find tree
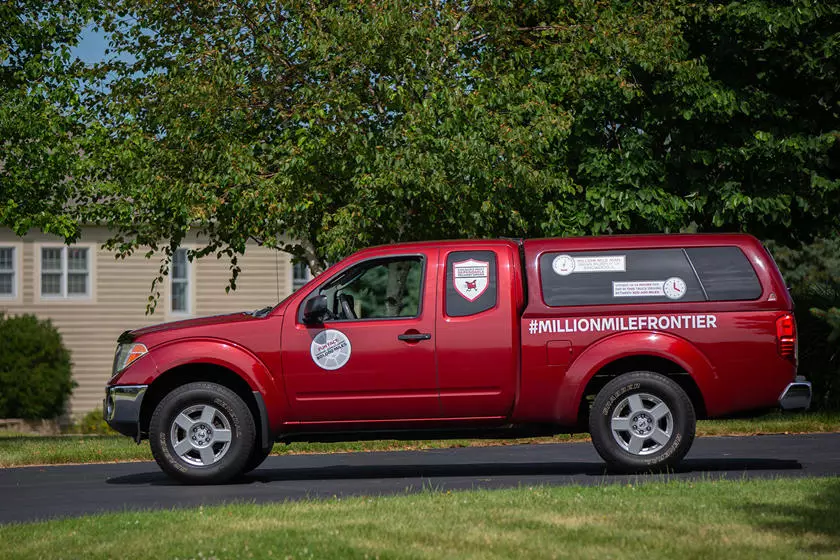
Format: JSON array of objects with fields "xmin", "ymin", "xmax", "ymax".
[
  {"xmin": 767, "ymin": 238, "xmax": 840, "ymax": 408},
  {"xmin": 666, "ymin": 1, "xmax": 840, "ymax": 240},
  {"xmin": 479, "ymin": 0, "xmax": 840, "ymax": 240},
  {"xmin": 81, "ymin": 0, "xmax": 695, "ymax": 305},
  {"xmin": 84, "ymin": 0, "xmax": 563, "ymax": 291},
  {"xmin": 0, "ymin": 0, "xmax": 98, "ymax": 242},
  {"xmin": 5, "ymin": 1, "xmax": 839, "ymax": 311}
]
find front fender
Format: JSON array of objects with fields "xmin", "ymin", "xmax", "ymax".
[
  {"xmin": 114, "ymin": 338, "xmax": 287, "ymax": 435},
  {"xmin": 554, "ymin": 331, "xmax": 721, "ymax": 424}
]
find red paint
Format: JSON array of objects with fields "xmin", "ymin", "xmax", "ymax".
[
  {"xmin": 109, "ymin": 234, "xmax": 797, "ymax": 439},
  {"xmin": 280, "ymin": 246, "xmax": 440, "ymax": 421},
  {"xmin": 435, "ymin": 242, "xmax": 520, "ymax": 418}
]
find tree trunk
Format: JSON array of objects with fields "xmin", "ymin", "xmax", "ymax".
[{"xmin": 384, "ymin": 261, "xmax": 411, "ymax": 317}]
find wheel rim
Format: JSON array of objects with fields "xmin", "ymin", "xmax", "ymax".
[
  {"xmin": 169, "ymin": 404, "xmax": 233, "ymax": 467},
  {"xmin": 610, "ymin": 392, "xmax": 673, "ymax": 456}
]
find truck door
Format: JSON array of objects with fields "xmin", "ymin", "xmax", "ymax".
[
  {"xmin": 435, "ymin": 244, "xmax": 520, "ymax": 418},
  {"xmin": 281, "ymin": 250, "xmax": 440, "ymax": 422}
]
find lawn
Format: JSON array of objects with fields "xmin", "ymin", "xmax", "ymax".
[
  {"xmin": 1, "ymin": 477, "xmax": 839, "ymax": 559},
  {"xmin": 0, "ymin": 411, "xmax": 838, "ymax": 468}
]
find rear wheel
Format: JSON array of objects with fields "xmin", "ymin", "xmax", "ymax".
[
  {"xmin": 589, "ymin": 371, "xmax": 695, "ymax": 472},
  {"xmin": 150, "ymin": 382, "xmax": 256, "ymax": 484}
]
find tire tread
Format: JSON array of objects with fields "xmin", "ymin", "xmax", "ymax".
[
  {"xmin": 149, "ymin": 382, "xmax": 256, "ymax": 484},
  {"xmin": 589, "ymin": 371, "xmax": 696, "ymax": 473}
]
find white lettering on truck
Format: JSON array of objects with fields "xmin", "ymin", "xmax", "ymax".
[{"xmin": 526, "ymin": 314, "xmax": 718, "ymax": 335}]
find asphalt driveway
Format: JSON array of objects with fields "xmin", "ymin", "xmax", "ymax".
[{"xmin": 1, "ymin": 433, "xmax": 838, "ymax": 524}]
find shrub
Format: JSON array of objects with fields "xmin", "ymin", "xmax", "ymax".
[
  {"xmin": 75, "ymin": 408, "xmax": 116, "ymax": 435},
  {"xmin": 0, "ymin": 314, "xmax": 74, "ymax": 419}
]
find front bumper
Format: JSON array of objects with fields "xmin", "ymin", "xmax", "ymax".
[
  {"xmin": 104, "ymin": 385, "xmax": 147, "ymax": 441},
  {"xmin": 779, "ymin": 377, "xmax": 812, "ymax": 411}
]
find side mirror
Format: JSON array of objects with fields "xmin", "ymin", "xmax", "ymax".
[{"xmin": 302, "ymin": 295, "xmax": 328, "ymax": 324}]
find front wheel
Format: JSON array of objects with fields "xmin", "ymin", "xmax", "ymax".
[
  {"xmin": 589, "ymin": 371, "xmax": 696, "ymax": 472},
  {"xmin": 149, "ymin": 382, "xmax": 256, "ymax": 484},
  {"xmin": 243, "ymin": 442, "xmax": 274, "ymax": 474}
]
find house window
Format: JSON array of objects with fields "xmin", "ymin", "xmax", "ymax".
[
  {"xmin": 292, "ymin": 261, "xmax": 312, "ymax": 292},
  {"xmin": 0, "ymin": 247, "xmax": 16, "ymax": 297},
  {"xmin": 171, "ymin": 248, "xmax": 191, "ymax": 314},
  {"xmin": 40, "ymin": 246, "xmax": 90, "ymax": 298}
]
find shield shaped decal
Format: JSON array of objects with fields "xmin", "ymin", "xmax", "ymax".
[{"xmin": 452, "ymin": 259, "xmax": 489, "ymax": 302}]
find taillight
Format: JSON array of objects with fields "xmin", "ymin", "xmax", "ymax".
[{"xmin": 776, "ymin": 314, "xmax": 796, "ymax": 361}]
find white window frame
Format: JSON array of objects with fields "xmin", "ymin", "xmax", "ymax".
[
  {"xmin": 169, "ymin": 247, "xmax": 193, "ymax": 317},
  {"xmin": 35, "ymin": 244, "xmax": 95, "ymax": 301},
  {"xmin": 0, "ymin": 244, "xmax": 21, "ymax": 301},
  {"xmin": 290, "ymin": 259, "xmax": 313, "ymax": 293}
]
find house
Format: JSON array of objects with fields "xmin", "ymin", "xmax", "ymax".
[{"xmin": 0, "ymin": 226, "xmax": 312, "ymax": 417}]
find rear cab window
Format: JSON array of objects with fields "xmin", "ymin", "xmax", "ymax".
[
  {"xmin": 539, "ymin": 246, "xmax": 761, "ymax": 307},
  {"xmin": 445, "ymin": 250, "xmax": 498, "ymax": 317},
  {"xmin": 685, "ymin": 247, "xmax": 762, "ymax": 301}
]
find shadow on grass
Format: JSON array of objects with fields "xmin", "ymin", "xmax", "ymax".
[
  {"xmin": 106, "ymin": 457, "xmax": 801, "ymax": 486},
  {"xmin": 737, "ymin": 477, "xmax": 840, "ymax": 553}
]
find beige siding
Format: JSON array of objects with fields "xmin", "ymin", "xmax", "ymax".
[
  {"xmin": 194, "ymin": 247, "xmax": 289, "ymax": 316},
  {"xmin": 0, "ymin": 228, "xmax": 291, "ymax": 417}
]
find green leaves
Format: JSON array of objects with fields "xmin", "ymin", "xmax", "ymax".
[
  {"xmin": 0, "ymin": 313, "xmax": 74, "ymax": 419},
  {"xmin": 767, "ymin": 238, "xmax": 840, "ymax": 408},
  {"xmin": 0, "ymin": 0, "xmax": 100, "ymax": 244},
  {"xmin": 4, "ymin": 0, "xmax": 840, "ymax": 313}
]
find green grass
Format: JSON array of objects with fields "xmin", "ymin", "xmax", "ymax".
[
  {"xmin": 0, "ymin": 411, "xmax": 837, "ymax": 468},
  {"xmin": 694, "ymin": 410, "xmax": 840, "ymax": 436},
  {"xmin": 2, "ymin": 477, "xmax": 839, "ymax": 559}
]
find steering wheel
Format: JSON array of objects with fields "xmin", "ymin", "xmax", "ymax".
[{"xmin": 338, "ymin": 294, "xmax": 357, "ymax": 320}]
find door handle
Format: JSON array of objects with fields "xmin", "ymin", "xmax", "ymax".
[{"xmin": 398, "ymin": 333, "xmax": 432, "ymax": 342}]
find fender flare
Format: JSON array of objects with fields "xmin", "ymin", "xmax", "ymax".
[
  {"xmin": 553, "ymin": 331, "xmax": 723, "ymax": 424},
  {"xmin": 138, "ymin": 338, "xmax": 287, "ymax": 436}
]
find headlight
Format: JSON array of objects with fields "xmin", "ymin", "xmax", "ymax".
[{"xmin": 113, "ymin": 342, "xmax": 148, "ymax": 375}]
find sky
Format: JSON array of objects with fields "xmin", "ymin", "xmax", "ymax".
[{"xmin": 71, "ymin": 26, "xmax": 111, "ymax": 64}]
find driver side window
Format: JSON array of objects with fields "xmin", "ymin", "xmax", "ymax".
[{"xmin": 319, "ymin": 256, "xmax": 424, "ymax": 320}]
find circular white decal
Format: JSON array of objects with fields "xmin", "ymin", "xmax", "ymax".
[
  {"xmin": 310, "ymin": 329, "xmax": 352, "ymax": 371},
  {"xmin": 552, "ymin": 254, "xmax": 576, "ymax": 276},
  {"xmin": 663, "ymin": 277, "xmax": 687, "ymax": 300}
]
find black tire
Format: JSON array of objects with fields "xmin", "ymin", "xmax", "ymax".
[
  {"xmin": 589, "ymin": 371, "xmax": 696, "ymax": 472},
  {"xmin": 149, "ymin": 382, "xmax": 256, "ymax": 484},
  {"xmin": 242, "ymin": 442, "xmax": 274, "ymax": 474}
]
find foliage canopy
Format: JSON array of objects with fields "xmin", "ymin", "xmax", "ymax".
[
  {"xmin": 2, "ymin": 0, "xmax": 839, "ymax": 295},
  {"xmin": 0, "ymin": 0, "xmax": 98, "ymax": 241}
]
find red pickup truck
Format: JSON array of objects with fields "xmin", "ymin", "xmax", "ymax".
[{"xmin": 105, "ymin": 234, "xmax": 812, "ymax": 483}]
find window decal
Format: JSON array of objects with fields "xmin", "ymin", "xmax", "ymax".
[
  {"xmin": 310, "ymin": 329, "xmax": 352, "ymax": 370},
  {"xmin": 663, "ymin": 277, "xmax": 687, "ymax": 299},
  {"xmin": 446, "ymin": 251, "xmax": 497, "ymax": 317},
  {"xmin": 552, "ymin": 254, "xmax": 625, "ymax": 276},
  {"xmin": 612, "ymin": 277, "xmax": 686, "ymax": 299},
  {"xmin": 540, "ymin": 249, "xmax": 703, "ymax": 307},
  {"xmin": 452, "ymin": 259, "xmax": 489, "ymax": 302},
  {"xmin": 526, "ymin": 314, "xmax": 718, "ymax": 335}
]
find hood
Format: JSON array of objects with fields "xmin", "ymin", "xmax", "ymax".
[
  {"xmin": 126, "ymin": 312, "xmax": 257, "ymax": 339},
  {"xmin": 119, "ymin": 304, "xmax": 285, "ymax": 347}
]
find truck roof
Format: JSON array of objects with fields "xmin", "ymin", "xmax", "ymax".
[
  {"xmin": 360, "ymin": 233, "xmax": 760, "ymax": 253},
  {"xmin": 524, "ymin": 232, "xmax": 762, "ymax": 252}
]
